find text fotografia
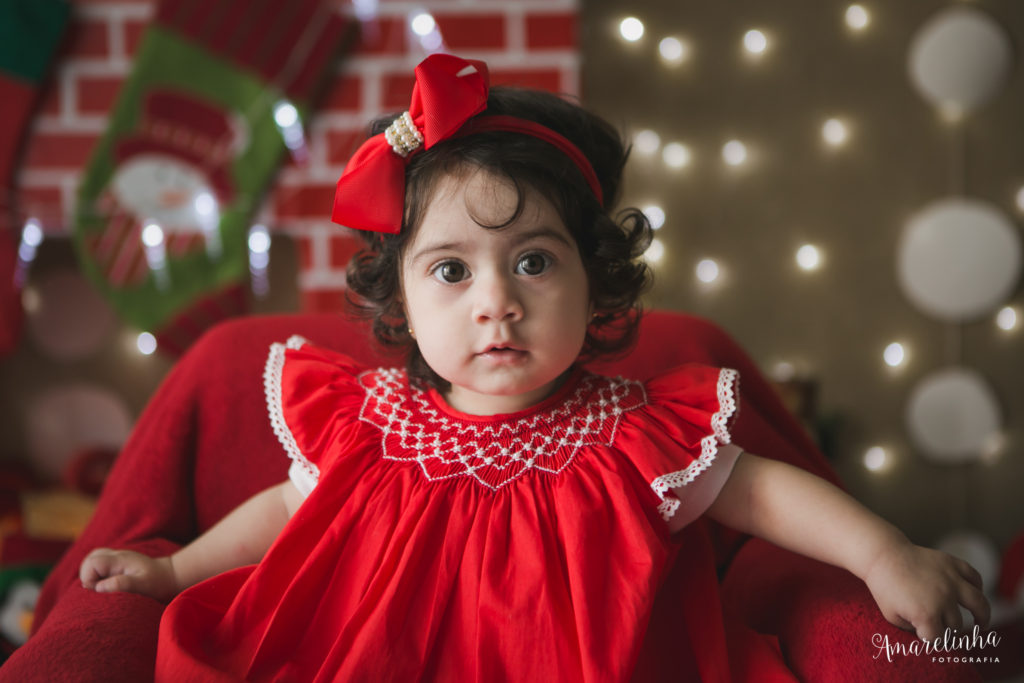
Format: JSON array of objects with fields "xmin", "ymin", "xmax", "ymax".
[{"xmin": 872, "ymin": 625, "xmax": 1001, "ymax": 664}]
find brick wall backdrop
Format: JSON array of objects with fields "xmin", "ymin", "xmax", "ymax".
[{"xmin": 17, "ymin": 0, "xmax": 580, "ymax": 313}]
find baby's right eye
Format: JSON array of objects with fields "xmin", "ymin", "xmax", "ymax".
[{"xmin": 432, "ymin": 261, "xmax": 468, "ymax": 283}]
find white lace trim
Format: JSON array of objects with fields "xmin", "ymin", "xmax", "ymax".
[
  {"xmin": 358, "ymin": 369, "xmax": 648, "ymax": 492},
  {"xmin": 264, "ymin": 335, "xmax": 320, "ymax": 487},
  {"xmin": 650, "ymin": 367, "xmax": 740, "ymax": 521}
]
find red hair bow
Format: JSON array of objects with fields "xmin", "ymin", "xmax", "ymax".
[{"xmin": 331, "ymin": 54, "xmax": 490, "ymax": 234}]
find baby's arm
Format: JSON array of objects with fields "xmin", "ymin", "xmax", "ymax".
[
  {"xmin": 705, "ymin": 452, "xmax": 990, "ymax": 641},
  {"xmin": 80, "ymin": 480, "xmax": 304, "ymax": 601}
]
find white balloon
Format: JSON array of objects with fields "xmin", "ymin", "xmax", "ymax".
[
  {"xmin": 25, "ymin": 384, "xmax": 132, "ymax": 481},
  {"xmin": 898, "ymin": 198, "xmax": 1021, "ymax": 322},
  {"xmin": 907, "ymin": 7, "xmax": 1013, "ymax": 114},
  {"xmin": 906, "ymin": 367, "xmax": 1001, "ymax": 464}
]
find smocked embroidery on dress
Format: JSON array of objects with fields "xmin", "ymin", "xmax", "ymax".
[
  {"xmin": 267, "ymin": 337, "xmax": 740, "ymax": 522},
  {"xmin": 356, "ymin": 367, "xmax": 648, "ymax": 491}
]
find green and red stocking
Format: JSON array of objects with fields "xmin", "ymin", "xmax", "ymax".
[{"xmin": 74, "ymin": 0, "xmax": 346, "ymax": 354}]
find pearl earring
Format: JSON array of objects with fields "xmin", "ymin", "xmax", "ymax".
[{"xmin": 408, "ymin": 327, "xmax": 416, "ymax": 340}]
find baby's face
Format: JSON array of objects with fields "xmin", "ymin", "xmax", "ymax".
[{"xmin": 401, "ymin": 170, "xmax": 591, "ymax": 416}]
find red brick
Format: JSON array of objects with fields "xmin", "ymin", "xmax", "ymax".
[
  {"xmin": 329, "ymin": 233, "xmax": 360, "ymax": 268},
  {"xmin": 326, "ymin": 129, "xmax": 366, "ymax": 166},
  {"xmin": 76, "ymin": 75, "xmax": 124, "ymax": 114},
  {"xmin": 64, "ymin": 18, "xmax": 111, "ymax": 59},
  {"xmin": 380, "ymin": 73, "xmax": 415, "ymax": 110},
  {"xmin": 434, "ymin": 14, "xmax": 505, "ymax": 50},
  {"xmin": 23, "ymin": 132, "xmax": 99, "ymax": 169},
  {"xmin": 18, "ymin": 186, "xmax": 64, "ymax": 226},
  {"xmin": 123, "ymin": 18, "xmax": 148, "ymax": 57},
  {"xmin": 322, "ymin": 74, "xmax": 362, "ymax": 112},
  {"xmin": 490, "ymin": 68, "xmax": 562, "ymax": 93},
  {"xmin": 293, "ymin": 233, "xmax": 314, "ymax": 270},
  {"xmin": 526, "ymin": 13, "xmax": 577, "ymax": 50},
  {"xmin": 274, "ymin": 183, "xmax": 334, "ymax": 219},
  {"xmin": 352, "ymin": 16, "xmax": 405, "ymax": 56},
  {"xmin": 39, "ymin": 81, "xmax": 62, "ymax": 117},
  {"xmin": 300, "ymin": 287, "xmax": 347, "ymax": 313}
]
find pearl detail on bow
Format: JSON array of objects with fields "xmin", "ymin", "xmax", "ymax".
[{"xmin": 384, "ymin": 111, "xmax": 424, "ymax": 157}]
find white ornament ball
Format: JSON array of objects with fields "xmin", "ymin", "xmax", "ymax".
[
  {"xmin": 26, "ymin": 384, "xmax": 133, "ymax": 481},
  {"xmin": 906, "ymin": 367, "xmax": 1001, "ymax": 464},
  {"xmin": 898, "ymin": 198, "xmax": 1021, "ymax": 322},
  {"xmin": 907, "ymin": 6, "xmax": 1013, "ymax": 115}
]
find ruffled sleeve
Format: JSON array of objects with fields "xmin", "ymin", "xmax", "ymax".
[
  {"xmin": 263, "ymin": 336, "xmax": 369, "ymax": 496},
  {"xmin": 617, "ymin": 364, "xmax": 742, "ymax": 529}
]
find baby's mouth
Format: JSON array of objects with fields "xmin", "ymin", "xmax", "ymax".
[{"xmin": 477, "ymin": 345, "xmax": 528, "ymax": 361}]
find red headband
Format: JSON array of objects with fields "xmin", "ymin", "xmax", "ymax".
[{"xmin": 331, "ymin": 54, "xmax": 603, "ymax": 234}]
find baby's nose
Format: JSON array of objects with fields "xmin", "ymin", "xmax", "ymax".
[{"xmin": 472, "ymin": 272, "xmax": 523, "ymax": 322}]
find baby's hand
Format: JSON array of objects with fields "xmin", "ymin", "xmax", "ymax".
[
  {"xmin": 863, "ymin": 541, "xmax": 990, "ymax": 642},
  {"xmin": 79, "ymin": 548, "xmax": 178, "ymax": 601}
]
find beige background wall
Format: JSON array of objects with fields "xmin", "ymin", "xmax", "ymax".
[{"xmin": 580, "ymin": 0, "xmax": 1024, "ymax": 549}]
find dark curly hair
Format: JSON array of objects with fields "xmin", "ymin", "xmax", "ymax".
[{"xmin": 345, "ymin": 85, "xmax": 652, "ymax": 390}]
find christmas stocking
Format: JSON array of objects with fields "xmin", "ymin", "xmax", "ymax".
[
  {"xmin": 74, "ymin": 0, "xmax": 347, "ymax": 354},
  {"xmin": 0, "ymin": 0, "xmax": 70, "ymax": 356}
]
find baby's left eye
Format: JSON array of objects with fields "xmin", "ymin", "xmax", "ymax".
[{"xmin": 515, "ymin": 252, "xmax": 550, "ymax": 276}]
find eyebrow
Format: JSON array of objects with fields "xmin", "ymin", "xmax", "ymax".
[{"xmin": 407, "ymin": 227, "xmax": 573, "ymax": 265}]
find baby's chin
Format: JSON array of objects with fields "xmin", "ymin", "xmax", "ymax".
[{"xmin": 461, "ymin": 373, "xmax": 570, "ymax": 401}]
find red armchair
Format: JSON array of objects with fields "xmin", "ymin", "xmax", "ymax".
[{"xmin": 0, "ymin": 311, "xmax": 987, "ymax": 681}]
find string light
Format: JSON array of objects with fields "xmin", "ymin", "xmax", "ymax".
[
  {"xmin": 634, "ymin": 129, "xmax": 661, "ymax": 155},
  {"xmin": 141, "ymin": 222, "xmax": 164, "ymax": 249},
  {"xmin": 248, "ymin": 224, "xmax": 271, "ymax": 298},
  {"xmin": 996, "ymin": 306, "xmax": 1018, "ymax": 331},
  {"xmin": 14, "ymin": 217, "xmax": 43, "ymax": 288},
  {"xmin": 980, "ymin": 433, "xmax": 1007, "ymax": 466},
  {"xmin": 696, "ymin": 258, "xmax": 720, "ymax": 284},
  {"xmin": 351, "ymin": 0, "xmax": 378, "ymax": 21},
  {"xmin": 795, "ymin": 244, "xmax": 822, "ymax": 271},
  {"xmin": 772, "ymin": 361, "xmax": 796, "ymax": 382},
  {"xmin": 863, "ymin": 446, "xmax": 890, "ymax": 472},
  {"xmin": 646, "ymin": 238, "xmax": 666, "ymax": 263},
  {"xmin": 722, "ymin": 140, "xmax": 747, "ymax": 166},
  {"xmin": 136, "ymin": 332, "xmax": 158, "ymax": 356},
  {"xmin": 141, "ymin": 222, "xmax": 170, "ymax": 290},
  {"xmin": 21, "ymin": 287, "xmax": 39, "ymax": 314},
  {"xmin": 662, "ymin": 142, "xmax": 691, "ymax": 169},
  {"xmin": 410, "ymin": 13, "xmax": 436, "ymax": 36},
  {"xmin": 939, "ymin": 103, "xmax": 965, "ymax": 124},
  {"xmin": 409, "ymin": 11, "xmax": 444, "ymax": 51},
  {"xmin": 273, "ymin": 99, "xmax": 308, "ymax": 162},
  {"xmin": 658, "ymin": 37, "xmax": 688, "ymax": 64},
  {"xmin": 619, "ymin": 17, "xmax": 644, "ymax": 42},
  {"xmin": 642, "ymin": 205, "xmax": 666, "ymax": 229},
  {"xmin": 883, "ymin": 342, "xmax": 906, "ymax": 368},
  {"xmin": 193, "ymin": 191, "xmax": 222, "ymax": 259},
  {"xmin": 743, "ymin": 29, "xmax": 768, "ymax": 55},
  {"xmin": 822, "ymin": 118, "xmax": 849, "ymax": 147},
  {"xmin": 845, "ymin": 5, "xmax": 870, "ymax": 31}
]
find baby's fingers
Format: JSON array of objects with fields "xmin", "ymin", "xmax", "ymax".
[
  {"xmin": 79, "ymin": 548, "xmax": 121, "ymax": 588},
  {"xmin": 94, "ymin": 573, "xmax": 145, "ymax": 594},
  {"xmin": 958, "ymin": 581, "xmax": 991, "ymax": 629},
  {"xmin": 956, "ymin": 558, "xmax": 985, "ymax": 591}
]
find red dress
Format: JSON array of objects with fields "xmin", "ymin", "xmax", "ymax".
[{"xmin": 156, "ymin": 336, "xmax": 797, "ymax": 682}]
